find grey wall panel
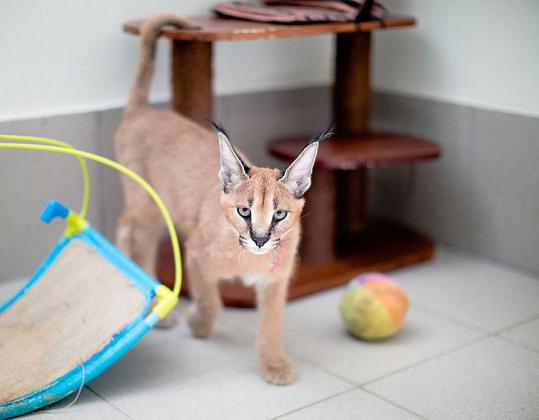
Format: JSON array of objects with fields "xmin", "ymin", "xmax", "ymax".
[{"xmin": 0, "ymin": 87, "xmax": 537, "ymax": 281}]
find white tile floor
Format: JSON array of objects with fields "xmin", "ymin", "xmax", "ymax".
[{"xmin": 2, "ymin": 247, "xmax": 538, "ymax": 420}]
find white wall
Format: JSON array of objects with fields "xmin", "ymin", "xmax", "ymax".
[
  {"xmin": 0, "ymin": 0, "xmax": 331, "ymax": 121},
  {"xmin": 373, "ymin": 0, "xmax": 539, "ymax": 116},
  {"xmin": 1, "ymin": 0, "xmax": 537, "ymax": 121}
]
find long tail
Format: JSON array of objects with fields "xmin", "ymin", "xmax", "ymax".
[{"xmin": 127, "ymin": 14, "xmax": 199, "ymax": 110}]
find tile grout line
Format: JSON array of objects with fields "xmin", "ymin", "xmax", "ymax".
[
  {"xmin": 412, "ymin": 300, "xmax": 539, "ymax": 336},
  {"xmin": 410, "ymin": 300, "xmax": 490, "ymax": 334},
  {"xmin": 287, "ymin": 351, "xmax": 359, "ymax": 386},
  {"xmin": 86, "ymin": 385, "xmax": 136, "ymax": 420},
  {"xmin": 413, "ymin": 301, "xmax": 539, "ymax": 353},
  {"xmin": 268, "ymin": 382, "xmax": 427, "ymax": 420},
  {"xmin": 360, "ymin": 335, "xmax": 488, "ymax": 388},
  {"xmin": 269, "ymin": 388, "xmax": 357, "ymax": 419},
  {"xmin": 494, "ymin": 334, "xmax": 539, "ymax": 355},
  {"xmin": 360, "ymin": 386, "xmax": 427, "ymax": 420},
  {"xmin": 492, "ymin": 313, "xmax": 539, "ymax": 354},
  {"xmin": 493, "ymin": 313, "xmax": 539, "ymax": 334}
]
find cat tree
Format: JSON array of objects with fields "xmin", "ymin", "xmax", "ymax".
[{"xmin": 124, "ymin": 15, "xmax": 441, "ymax": 306}]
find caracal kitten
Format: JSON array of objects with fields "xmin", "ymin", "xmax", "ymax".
[{"xmin": 114, "ymin": 14, "xmax": 331, "ymax": 385}]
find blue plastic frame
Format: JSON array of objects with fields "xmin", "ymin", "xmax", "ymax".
[{"xmin": 0, "ymin": 202, "xmax": 162, "ymax": 419}]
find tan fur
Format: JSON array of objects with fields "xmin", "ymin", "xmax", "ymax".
[{"xmin": 114, "ymin": 14, "xmax": 321, "ymax": 385}]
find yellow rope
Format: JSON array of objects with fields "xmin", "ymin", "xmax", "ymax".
[{"xmin": 0, "ymin": 141, "xmax": 182, "ymax": 298}]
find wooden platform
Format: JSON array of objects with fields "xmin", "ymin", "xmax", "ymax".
[
  {"xmin": 270, "ymin": 132, "xmax": 441, "ymax": 170},
  {"xmin": 124, "ymin": 15, "xmax": 415, "ymax": 42}
]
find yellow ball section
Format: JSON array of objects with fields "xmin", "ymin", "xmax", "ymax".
[{"xmin": 339, "ymin": 275, "xmax": 409, "ymax": 341}]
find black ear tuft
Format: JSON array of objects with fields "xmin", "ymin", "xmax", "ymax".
[
  {"xmin": 308, "ymin": 123, "xmax": 335, "ymax": 145},
  {"xmin": 210, "ymin": 120, "xmax": 251, "ymax": 174},
  {"xmin": 208, "ymin": 120, "xmax": 231, "ymax": 138}
]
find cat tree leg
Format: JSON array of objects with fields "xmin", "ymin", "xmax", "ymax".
[
  {"xmin": 303, "ymin": 31, "xmax": 374, "ymax": 261},
  {"xmin": 171, "ymin": 40, "xmax": 213, "ymax": 122},
  {"xmin": 334, "ymin": 32, "xmax": 371, "ymax": 238},
  {"xmin": 334, "ymin": 32, "xmax": 371, "ymax": 134},
  {"xmin": 300, "ymin": 32, "xmax": 371, "ymax": 263},
  {"xmin": 300, "ymin": 170, "xmax": 336, "ymax": 264}
]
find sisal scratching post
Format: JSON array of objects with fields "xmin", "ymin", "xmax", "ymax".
[
  {"xmin": 334, "ymin": 32, "xmax": 371, "ymax": 236},
  {"xmin": 334, "ymin": 32, "xmax": 371, "ymax": 134},
  {"xmin": 171, "ymin": 40, "xmax": 213, "ymax": 124}
]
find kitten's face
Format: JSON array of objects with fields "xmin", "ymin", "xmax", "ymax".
[
  {"xmin": 217, "ymin": 127, "xmax": 327, "ymax": 256},
  {"xmin": 217, "ymin": 127, "xmax": 331, "ymax": 255},
  {"xmin": 220, "ymin": 168, "xmax": 305, "ymax": 255}
]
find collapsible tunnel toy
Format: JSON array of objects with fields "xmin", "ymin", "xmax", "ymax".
[{"xmin": 0, "ymin": 135, "xmax": 183, "ymax": 419}]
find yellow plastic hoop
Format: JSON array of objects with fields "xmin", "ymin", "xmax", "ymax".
[
  {"xmin": 0, "ymin": 135, "xmax": 91, "ymax": 219},
  {"xmin": 0, "ymin": 139, "xmax": 183, "ymax": 300}
]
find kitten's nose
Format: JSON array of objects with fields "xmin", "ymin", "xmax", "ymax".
[{"xmin": 251, "ymin": 234, "xmax": 270, "ymax": 248}]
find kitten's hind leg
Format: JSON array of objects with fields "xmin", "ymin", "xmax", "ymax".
[
  {"xmin": 117, "ymin": 210, "xmax": 177, "ymax": 328},
  {"xmin": 116, "ymin": 198, "xmax": 162, "ymax": 277},
  {"xmin": 186, "ymin": 255, "xmax": 222, "ymax": 338}
]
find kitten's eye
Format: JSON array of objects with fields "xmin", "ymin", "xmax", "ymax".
[
  {"xmin": 237, "ymin": 207, "xmax": 251, "ymax": 218},
  {"xmin": 273, "ymin": 210, "xmax": 288, "ymax": 221}
]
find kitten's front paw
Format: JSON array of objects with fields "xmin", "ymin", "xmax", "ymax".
[
  {"xmin": 260, "ymin": 358, "xmax": 295, "ymax": 385},
  {"xmin": 187, "ymin": 306, "xmax": 214, "ymax": 338}
]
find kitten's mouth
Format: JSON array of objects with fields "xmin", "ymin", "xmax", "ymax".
[
  {"xmin": 247, "ymin": 247, "xmax": 272, "ymax": 255},
  {"xmin": 239, "ymin": 236, "xmax": 279, "ymax": 256}
]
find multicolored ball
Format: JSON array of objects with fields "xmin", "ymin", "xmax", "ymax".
[{"xmin": 339, "ymin": 273, "xmax": 409, "ymax": 341}]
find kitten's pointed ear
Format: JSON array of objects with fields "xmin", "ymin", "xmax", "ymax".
[
  {"xmin": 280, "ymin": 126, "xmax": 332, "ymax": 198},
  {"xmin": 218, "ymin": 131, "xmax": 248, "ymax": 193},
  {"xmin": 280, "ymin": 142, "xmax": 319, "ymax": 198}
]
